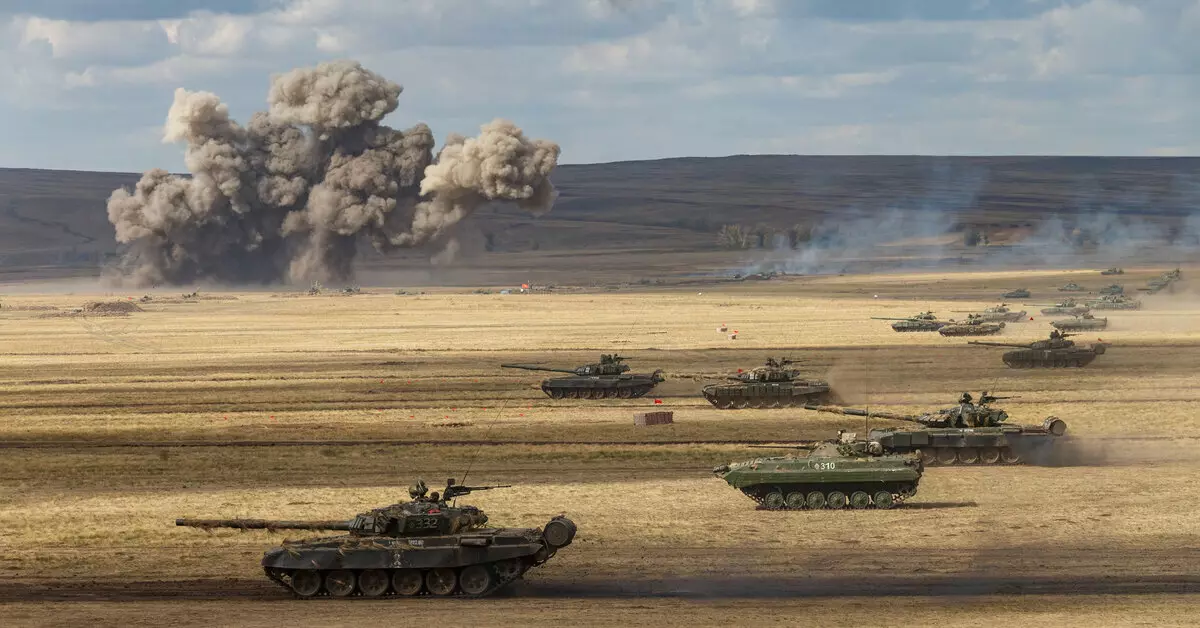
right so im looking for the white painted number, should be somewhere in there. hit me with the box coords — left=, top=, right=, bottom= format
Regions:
left=813, top=462, right=836, bottom=470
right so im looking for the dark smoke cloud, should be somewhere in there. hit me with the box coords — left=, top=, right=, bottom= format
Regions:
left=106, top=60, right=560, bottom=286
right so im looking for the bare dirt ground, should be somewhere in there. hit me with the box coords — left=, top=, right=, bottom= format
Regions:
left=1, top=265, right=1198, bottom=626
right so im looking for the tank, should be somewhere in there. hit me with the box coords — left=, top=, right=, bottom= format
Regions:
left=712, top=432, right=923, bottom=510
left=1098, top=284, right=1124, bottom=295
left=1100, top=267, right=1124, bottom=275
left=1038, top=298, right=1090, bottom=316
left=952, top=304, right=1027, bottom=323
left=1139, top=278, right=1171, bottom=294
left=1058, top=282, right=1085, bottom=292
left=871, top=311, right=950, bottom=332
left=798, top=392, right=1068, bottom=465
left=501, top=354, right=665, bottom=399
left=937, top=314, right=1005, bottom=336
left=1051, top=313, right=1107, bottom=331
left=1087, top=294, right=1141, bottom=310
left=702, top=357, right=834, bottom=409
left=175, top=479, right=577, bottom=599
left=968, top=331, right=1109, bottom=368
left=1002, top=288, right=1030, bottom=299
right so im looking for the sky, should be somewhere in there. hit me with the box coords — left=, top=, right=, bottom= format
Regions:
left=1, top=0, right=1198, bottom=172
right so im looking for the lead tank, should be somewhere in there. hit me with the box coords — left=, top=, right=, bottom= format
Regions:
left=799, top=392, right=1068, bottom=465
left=176, top=479, right=577, bottom=599
left=702, top=357, right=834, bottom=408
left=872, top=311, right=949, bottom=332
left=501, top=354, right=664, bottom=399
left=712, top=432, right=923, bottom=510
left=968, top=331, right=1109, bottom=368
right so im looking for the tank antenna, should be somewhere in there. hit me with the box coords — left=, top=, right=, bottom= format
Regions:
left=456, top=399, right=509, bottom=505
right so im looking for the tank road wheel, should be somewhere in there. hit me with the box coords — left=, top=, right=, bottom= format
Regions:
left=1000, top=448, right=1022, bottom=464
left=619, top=387, right=633, bottom=399
left=936, top=448, right=957, bottom=465
left=785, top=492, right=807, bottom=510
left=873, top=491, right=895, bottom=509
left=918, top=449, right=936, bottom=465
left=717, top=399, right=734, bottom=409
left=806, top=491, right=826, bottom=510
left=425, top=568, right=458, bottom=596
left=324, top=570, right=356, bottom=597
left=849, top=491, right=871, bottom=509
left=548, top=389, right=564, bottom=399
left=290, top=570, right=322, bottom=597
left=826, top=491, right=848, bottom=510
left=392, top=569, right=424, bottom=596
left=763, top=491, right=785, bottom=510
left=980, top=447, right=1001, bottom=464
left=358, top=569, right=390, bottom=597
left=957, top=448, right=980, bottom=464
left=493, top=559, right=524, bottom=581
left=458, top=565, right=495, bottom=596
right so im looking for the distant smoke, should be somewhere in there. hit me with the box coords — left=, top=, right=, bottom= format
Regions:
left=106, top=60, right=560, bottom=286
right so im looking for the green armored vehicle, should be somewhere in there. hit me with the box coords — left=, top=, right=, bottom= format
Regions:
left=938, top=314, right=1005, bottom=336
left=871, top=311, right=950, bottom=332
left=1099, top=284, right=1124, bottom=295
left=1002, top=288, right=1030, bottom=299
left=1051, top=313, right=1107, bottom=331
left=501, top=354, right=664, bottom=399
left=712, top=432, right=923, bottom=510
left=1100, top=267, right=1124, bottom=275
left=969, top=330, right=1109, bottom=368
left=800, top=392, right=1068, bottom=465
left=1058, top=282, right=1085, bottom=292
left=176, top=479, right=577, bottom=599
left=1038, top=298, right=1090, bottom=316
left=1087, top=294, right=1141, bottom=310
left=702, top=358, right=833, bottom=409
left=952, top=304, right=1027, bottom=323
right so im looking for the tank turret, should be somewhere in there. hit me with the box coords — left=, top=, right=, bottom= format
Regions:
left=176, top=478, right=577, bottom=599
left=501, top=355, right=663, bottom=399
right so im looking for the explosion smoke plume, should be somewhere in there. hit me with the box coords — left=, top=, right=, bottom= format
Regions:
left=106, top=60, right=560, bottom=286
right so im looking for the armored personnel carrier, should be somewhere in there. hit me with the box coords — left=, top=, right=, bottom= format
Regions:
left=1038, top=298, right=1090, bottom=316
left=1099, top=284, right=1124, bottom=295
left=1101, top=267, right=1124, bottom=275
left=871, top=311, right=949, bottom=332
left=1051, top=313, right=1107, bottom=331
left=712, top=432, right=923, bottom=510
left=1058, top=282, right=1085, bottom=292
left=800, top=392, right=1068, bottom=465
left=1002, top=288, right=1030, bottom=299
left=501, top=354, right=664, bottom=399
left=969, top=331, right=1109, bottom=368
left=938, top=315, right=1005, bottom=336
left=702, top=358, right=833, bottom=409
left=953, top=304, right=1027, bottom=323
left=1087, top=294, right=1141, bottom=310
left=176, top=479, right=577, bottom=599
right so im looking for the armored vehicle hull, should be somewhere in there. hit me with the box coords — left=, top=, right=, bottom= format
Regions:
left=1002, top=289, right=1030, bottom=299
left=938, top=321, right=1004, bottom=336
left=1040, top=305, right=1090, bottom=316
left=869, top=418, right=1067, bottom=466
left=1058, top=283, right=1085, bottom=292
left=257, top=518, right=577, bottom=598
left=539, top=374, right=662, bottom=398
left=714, top=439, right=923, bottom=510
left=1101, top=268, right=1124, bottom=275
left=1051, top=317, right=1107, bottom=331
left=890, top=319, right=948, bottom=332
left=703, top=380, right=832, bottom=408
left=999, top=345, right=1106, bottom=368
left=1088, top=299, right=1141, bottom=310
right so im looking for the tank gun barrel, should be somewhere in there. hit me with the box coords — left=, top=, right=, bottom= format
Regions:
left=443, top=483, right=512, bottom=500
left=500, top=363, right=578, bottom=374
left=871, top=317, right=924, bottom=321
left=175, top=518, right=352, bottom=531
left=799, top=404, right=913, bottom=422
left=967, top=340, right=1029, bottom=348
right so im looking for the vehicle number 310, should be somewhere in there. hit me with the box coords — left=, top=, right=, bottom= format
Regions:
left=813, top=462, right=837, bottom=470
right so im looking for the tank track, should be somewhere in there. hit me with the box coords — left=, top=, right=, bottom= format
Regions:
left=703, top=392, right=832, bottom=409
left=910, top=445, right=1030, bottom=465
left=741, top=485, right=915, bottom=511
left=264, top=559, right=533, bottom=600
left=542, top=385, right=655, bottom=399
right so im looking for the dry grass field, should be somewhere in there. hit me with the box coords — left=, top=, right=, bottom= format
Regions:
left=2, top=265, right=1199, bottom=626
